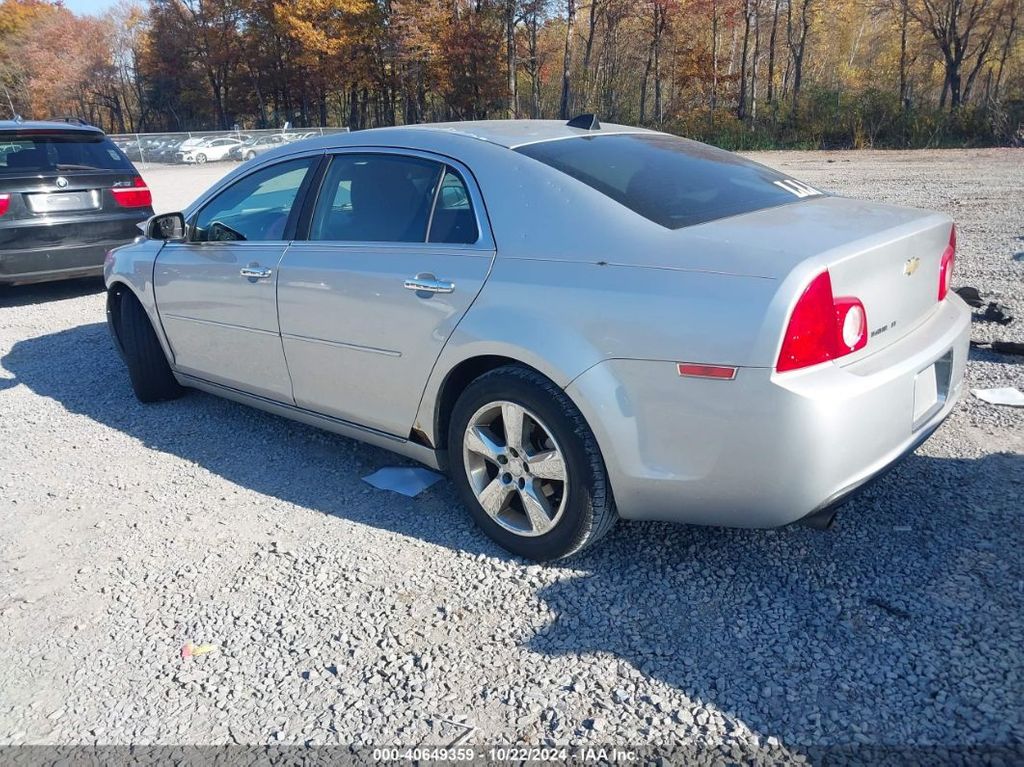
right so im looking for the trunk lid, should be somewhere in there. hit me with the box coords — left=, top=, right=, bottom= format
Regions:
left=1, top=128, right=144, bottom=232
left=676, top=195, right=953, bottom=359
left=0, top=170, right=139, bottom=216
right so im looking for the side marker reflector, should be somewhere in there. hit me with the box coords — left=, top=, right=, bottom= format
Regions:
left=677, top=363, right=737, bottom=380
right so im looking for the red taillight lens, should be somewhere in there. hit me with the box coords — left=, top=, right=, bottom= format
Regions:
left=0, top=193, right=9, bottom=216
left=938, top=224, right=956, bottom=301
left=777, top=270, right=868, bottom=372
left=111, top=176, right=152, bottom=209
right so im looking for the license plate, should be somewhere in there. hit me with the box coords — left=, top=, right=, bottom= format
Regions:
left=26, top=190, right=101, bottom=213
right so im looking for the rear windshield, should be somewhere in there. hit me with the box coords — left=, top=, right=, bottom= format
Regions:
left=515, top=133, right=823, bottom=229
left=0, top=131, right=134, bottom=175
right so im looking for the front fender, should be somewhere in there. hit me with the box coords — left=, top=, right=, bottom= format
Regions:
left=104, top=238, right=174, bottom=364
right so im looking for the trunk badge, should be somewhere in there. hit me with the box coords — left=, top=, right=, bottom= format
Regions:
left=903, top=256, right=921, bottom=276
left=55, top=176, right=68, bottom=189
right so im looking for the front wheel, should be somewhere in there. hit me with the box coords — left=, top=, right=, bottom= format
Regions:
left=195, top=153, right=207, bottom=164
left=448, top=366, right=616, bottom=561
left=116, top=291, right=183, bottom=403
left=245, top=151, right=256, bottom=161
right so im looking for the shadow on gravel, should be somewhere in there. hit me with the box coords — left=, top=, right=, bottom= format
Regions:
left=4, top=322, right=1023, bottom=747
left=0, top=277, right=105, bottom=308
left=530, top=450, right=1024, bottom=747
left=0, top=321, right=497, bottom=556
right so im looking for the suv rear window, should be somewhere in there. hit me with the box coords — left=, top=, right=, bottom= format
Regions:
left=515, top=133, right=822, bottom=229
left=0, top=131, right=134, bottom=175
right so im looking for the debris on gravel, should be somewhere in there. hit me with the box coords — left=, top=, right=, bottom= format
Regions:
left=0, top=149, right=1021, bottom=755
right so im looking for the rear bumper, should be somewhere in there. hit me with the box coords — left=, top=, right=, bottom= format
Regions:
left=0, top=241, right=123, bottom=284
left=0, top=216, right=147, bottom=284
left=566, top=296, right=972, bottom=527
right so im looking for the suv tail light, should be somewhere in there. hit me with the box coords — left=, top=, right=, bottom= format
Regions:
left=111, top=176, right=152, bottom=209
left=777, top=270, right=868, bottom=372
left=0, top=193, right=9, bottom=216
left=938, top=224, right=956, bottom=301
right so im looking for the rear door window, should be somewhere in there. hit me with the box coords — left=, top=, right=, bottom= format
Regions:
left=0, top=131, right=134, bottom=174
left=428, top=168, right=479, bottom=245
left=515, top=133, right=822, bottom=229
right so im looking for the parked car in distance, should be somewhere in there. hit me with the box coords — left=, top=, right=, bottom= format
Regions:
left=122, top=137, right=165, bottom=163
left=104, top=118, right=969, bottom=560
left=177, top=137, right=242, bottom=164
left=151, top=139, right=185, bottom=164
left=1, top=120, right=153, bottom=285
left=229, top=134, right=290, bottom=161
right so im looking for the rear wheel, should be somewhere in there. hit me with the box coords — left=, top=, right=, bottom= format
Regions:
left=448, top=366, right=616, bottom=561
left=117, top=291, right=183, bottom=403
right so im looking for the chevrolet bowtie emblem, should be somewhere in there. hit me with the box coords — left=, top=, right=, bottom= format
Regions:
left=903, top=256, right=921, bottom=276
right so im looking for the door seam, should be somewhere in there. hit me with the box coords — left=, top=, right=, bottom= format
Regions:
left=274, top=241, right=298, bottom=406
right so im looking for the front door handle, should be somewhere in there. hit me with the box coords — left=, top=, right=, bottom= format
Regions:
left=404, top=275, right=455, bottom=294
left=240, top=265, right=272, bottom=280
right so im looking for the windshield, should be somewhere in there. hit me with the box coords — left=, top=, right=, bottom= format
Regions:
left=0, top=131, right=134, bottom=174
left=515, top=133, right=823, bottom=229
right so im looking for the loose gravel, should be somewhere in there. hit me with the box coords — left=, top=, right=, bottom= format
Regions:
left=0, top=150, right=1021, bottom=757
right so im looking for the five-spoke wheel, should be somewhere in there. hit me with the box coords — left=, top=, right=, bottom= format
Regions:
left=463, top=401, right=568, bottom=537
left=448, top=365, right=616, bottom=560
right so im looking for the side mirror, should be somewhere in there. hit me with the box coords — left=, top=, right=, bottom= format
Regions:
left=147, top=212, right=186, bottom=241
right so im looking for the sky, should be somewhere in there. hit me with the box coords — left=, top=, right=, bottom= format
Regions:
left=60, top=0, right=118, bottom=16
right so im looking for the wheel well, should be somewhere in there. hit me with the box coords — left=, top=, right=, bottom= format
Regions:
left=106, top=282, right=128, bottom=350
left=106, top=282, right=146, bottom=355
left=433, top=355, right=547, bottom=452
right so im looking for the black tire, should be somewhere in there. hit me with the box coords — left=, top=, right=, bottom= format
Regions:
left=245, top=151, right=256, bottom=161
left=117, top=291, right=183, bottom=403
left=196, top=153, right=207, bottom=164
left=448, top=365, right=616, bottom=561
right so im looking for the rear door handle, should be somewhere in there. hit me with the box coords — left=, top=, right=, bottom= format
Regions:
left=240, top=265, right=272, bottom=280
left=404, top=276, right=455, bottom=294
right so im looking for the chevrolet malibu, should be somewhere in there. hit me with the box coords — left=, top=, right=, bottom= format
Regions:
left=104, top=118, right=970, bottom=560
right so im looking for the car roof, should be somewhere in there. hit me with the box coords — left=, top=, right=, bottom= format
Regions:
left=254, top=120, right=657, bottom=162
left=0, top=120, right=105, bottom=135
left=355, top=119, right=655, bottom=149
left=317, top=118, right=647, bottom=150
left=191, top=119, right=667, bottom=216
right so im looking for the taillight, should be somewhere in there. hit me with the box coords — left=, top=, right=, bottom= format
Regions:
left=777, top=270, right=868, bottom=372
left=938, top=224, right=956, bottom=301
left=0, top=193, right=9, bottom=216
left=834, top=297, right=868, bottom=354
left=111, top=176, right=152, bottom=209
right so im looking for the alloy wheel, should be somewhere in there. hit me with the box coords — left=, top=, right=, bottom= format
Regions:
left=462, top=400, right=568, bottom=537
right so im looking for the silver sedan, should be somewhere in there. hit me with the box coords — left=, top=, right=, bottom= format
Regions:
left=104, top=118, right=970, bottom=560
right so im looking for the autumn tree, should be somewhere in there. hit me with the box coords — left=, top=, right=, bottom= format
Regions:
left=909, top=0, right=1014, bottom=110
left=0, top=0, right=1021, bottom=146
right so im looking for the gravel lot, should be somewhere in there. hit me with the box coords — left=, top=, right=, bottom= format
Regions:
left=1, top=150, right=1022, bottom=757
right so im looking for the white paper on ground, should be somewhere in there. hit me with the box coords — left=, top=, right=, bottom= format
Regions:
left=362, top=467, right=444, bottom=497
left=971, top=387, right=1024, bottom=407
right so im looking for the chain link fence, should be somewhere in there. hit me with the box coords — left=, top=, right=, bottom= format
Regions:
left=107, top=127, right=350, bottom=168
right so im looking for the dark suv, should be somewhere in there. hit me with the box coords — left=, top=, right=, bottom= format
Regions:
left=0, top=120, right=154, bottom=285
